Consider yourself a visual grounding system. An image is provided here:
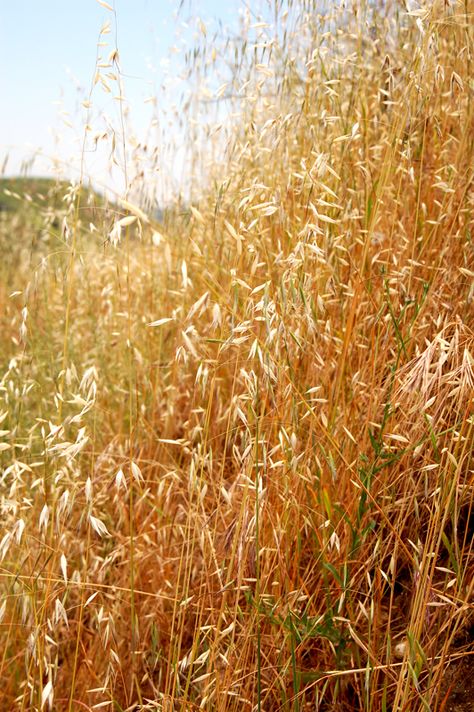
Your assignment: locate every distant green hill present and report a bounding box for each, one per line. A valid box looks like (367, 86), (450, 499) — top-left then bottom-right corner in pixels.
(0, 177), (173, 229)
(1, 177), (63, 212)
(0, 176), (111, 212)
(0, 176), (114, 221)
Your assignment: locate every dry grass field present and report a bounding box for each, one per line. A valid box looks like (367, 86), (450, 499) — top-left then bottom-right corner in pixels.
(0, 1), (473, 710)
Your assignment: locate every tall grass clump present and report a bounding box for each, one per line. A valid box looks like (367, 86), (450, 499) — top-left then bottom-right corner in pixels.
(0, 0), (473, 710)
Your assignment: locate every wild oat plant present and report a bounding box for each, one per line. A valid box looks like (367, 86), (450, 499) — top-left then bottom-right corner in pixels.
(0, 1), (473, 710)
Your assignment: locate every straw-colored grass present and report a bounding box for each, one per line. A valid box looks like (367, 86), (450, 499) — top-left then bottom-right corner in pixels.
(0, 1), (473, 710)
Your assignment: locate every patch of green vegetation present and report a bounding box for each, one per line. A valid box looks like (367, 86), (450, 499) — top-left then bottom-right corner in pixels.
(0, 176), (114, 226)
(1, 177), (65, 210)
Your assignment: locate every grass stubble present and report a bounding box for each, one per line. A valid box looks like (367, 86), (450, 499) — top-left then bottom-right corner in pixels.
(0, 0), (473, 710)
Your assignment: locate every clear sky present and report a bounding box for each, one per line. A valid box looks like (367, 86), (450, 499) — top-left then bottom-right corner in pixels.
(0, 0), (240, 196)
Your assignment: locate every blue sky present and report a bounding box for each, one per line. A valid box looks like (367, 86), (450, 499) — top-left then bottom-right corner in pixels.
(0, 0), (240, 194)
